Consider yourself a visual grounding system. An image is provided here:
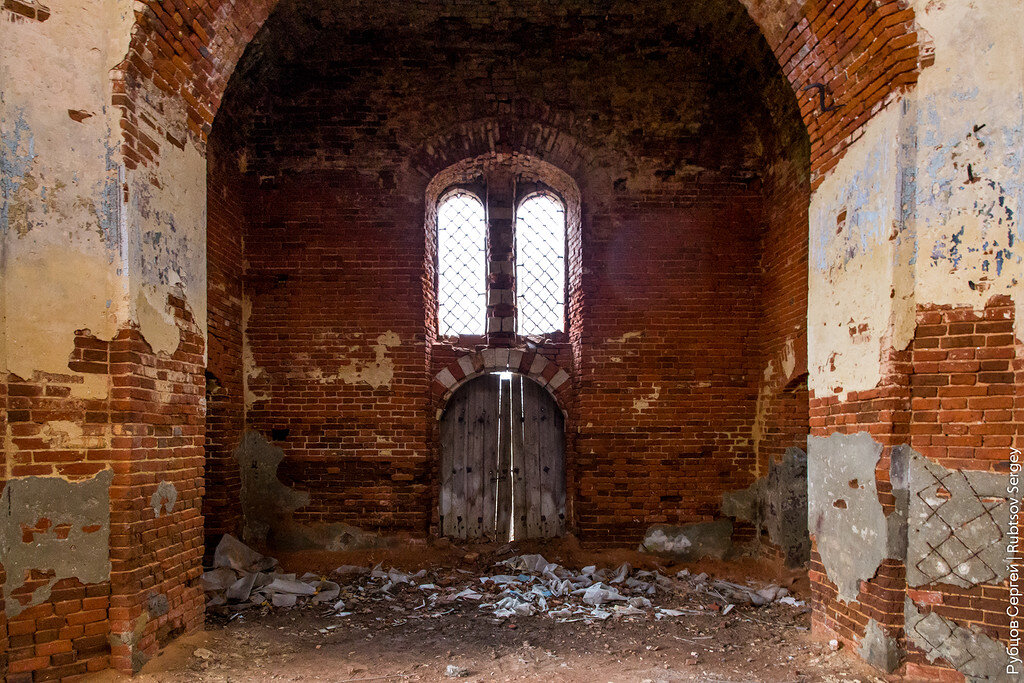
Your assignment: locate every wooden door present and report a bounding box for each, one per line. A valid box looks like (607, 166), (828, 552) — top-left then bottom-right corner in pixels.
(440, 373), (565, 540)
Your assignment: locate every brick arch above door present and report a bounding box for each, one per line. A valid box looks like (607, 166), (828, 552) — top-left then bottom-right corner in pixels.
(431, 350), (570, 417)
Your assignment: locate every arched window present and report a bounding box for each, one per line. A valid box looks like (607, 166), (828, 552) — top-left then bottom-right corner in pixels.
(437, 190), (487, 336)
(516, 192), (565, 335)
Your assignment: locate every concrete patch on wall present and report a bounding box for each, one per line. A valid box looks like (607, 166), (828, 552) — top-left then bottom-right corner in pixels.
(136, 286), (180, 356)
(905, 597), (1008, 682)
(723, 446), (809, 567)
(912, 0), (1023, 339)
(807, 103), (916, 401)
(0, 469), (112, 616)
(150, 480), (177, 518)
(906, 450), (1011, 588)
(808, 432), (897, 602)
(858, 617), (902, 674)
(236, 430), (310, 546)
(234, 430), (391, 552)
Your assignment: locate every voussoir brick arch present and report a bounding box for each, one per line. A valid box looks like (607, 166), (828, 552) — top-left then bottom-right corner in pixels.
(117, 0), (920, 182)
(432, 351), (571, 417)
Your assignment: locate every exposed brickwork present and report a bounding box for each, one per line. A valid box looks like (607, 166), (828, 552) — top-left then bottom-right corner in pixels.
(0, 295), (205, 678)
(910, 296), (1017, 471)
(205, 145), (247, 548)
(4, 579), (111, 679)
(1, 0), (935, 676)
(244, 171), (432, 534)
(575, 184), (768, 543)
(105, 305), (206, 673)
(808, 296), (1020, 678)
(770, 0), (922, 187)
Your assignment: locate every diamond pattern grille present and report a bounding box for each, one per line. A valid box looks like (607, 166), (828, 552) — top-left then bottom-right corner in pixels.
(438, 191), (486, 336)
(516, 193), (565, 335)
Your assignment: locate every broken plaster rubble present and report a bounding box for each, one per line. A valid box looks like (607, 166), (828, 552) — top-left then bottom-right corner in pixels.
(203, 535), (804, 622)
(639, 520), (733, 561)
(0, 469), (113, 617)
(722, 446), (809, 568)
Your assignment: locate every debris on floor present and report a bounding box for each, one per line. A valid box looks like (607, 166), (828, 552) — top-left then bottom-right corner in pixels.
(202, 535), (805, 625)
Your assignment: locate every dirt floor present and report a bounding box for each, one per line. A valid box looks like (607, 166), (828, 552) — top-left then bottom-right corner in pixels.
(91, 539), (887, 683)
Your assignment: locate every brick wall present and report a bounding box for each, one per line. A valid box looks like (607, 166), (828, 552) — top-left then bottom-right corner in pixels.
(573, 183), (768, 543)
(243, 171), (432, 535)
(808, 296), (1020, 679)
(105, 309), (206, 672)
(902, 297), (1017, 678)
(205, 144), (248, 548)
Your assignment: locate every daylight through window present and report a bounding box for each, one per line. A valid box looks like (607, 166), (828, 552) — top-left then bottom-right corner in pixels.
(516, 192), (566, 335)
(437, 190), (487, 336)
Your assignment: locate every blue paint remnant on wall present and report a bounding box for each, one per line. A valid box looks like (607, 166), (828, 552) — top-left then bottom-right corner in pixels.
(1, 106), (35, 236)
(810, 121), (900, 274)
(99, 130), (124, 255)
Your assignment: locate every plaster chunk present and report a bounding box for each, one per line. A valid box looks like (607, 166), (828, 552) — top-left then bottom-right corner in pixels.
(807, 432), (891, 602)
(150, 480), (178, 517)
(858, 618), (902, 674)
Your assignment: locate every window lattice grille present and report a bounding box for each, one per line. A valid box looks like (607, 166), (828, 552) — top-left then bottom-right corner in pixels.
(438, 190), (487, 336)
(516, 193), (565, 335)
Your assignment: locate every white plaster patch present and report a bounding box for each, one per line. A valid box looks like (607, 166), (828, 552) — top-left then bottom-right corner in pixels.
(808, 103), (915, 400)
(632, 385), (660, 412)
(136, 285), (180, 356)
(912, 0), (1023, 339)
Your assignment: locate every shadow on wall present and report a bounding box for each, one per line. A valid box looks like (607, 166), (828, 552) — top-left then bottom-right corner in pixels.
(234, 431), (394, 553)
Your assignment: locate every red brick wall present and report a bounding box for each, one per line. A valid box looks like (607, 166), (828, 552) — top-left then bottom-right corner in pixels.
(244, 171), (432, 534)
(205, 145), (248, 547)
(574, 183), (767, 543)
(3, 335), (118, 678)
(105, 307), (206, 673)
(756, 156), (811, 473)
(808, 296), (1020, 679)
(901, 297), (1018, 678)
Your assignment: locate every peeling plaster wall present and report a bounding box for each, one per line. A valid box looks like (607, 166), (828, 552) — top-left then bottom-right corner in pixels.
(1, 0), (134, 385)
(807, 103), (916, 400)
(912, 0), (1023, 337)
(808, 0), (1024, 402)
(124, 77), (208, 358)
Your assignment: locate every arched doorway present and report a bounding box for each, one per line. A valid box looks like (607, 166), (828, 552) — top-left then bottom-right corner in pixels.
(439, 373), (565, 541)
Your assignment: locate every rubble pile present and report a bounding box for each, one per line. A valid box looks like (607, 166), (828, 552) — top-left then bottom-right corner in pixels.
(202, 535), (805, 623)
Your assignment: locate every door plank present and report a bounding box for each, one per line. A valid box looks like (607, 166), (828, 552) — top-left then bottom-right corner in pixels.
(496, 376), (513, 542)
(480, 375), (500, 539)
(510, 375), (528, 541)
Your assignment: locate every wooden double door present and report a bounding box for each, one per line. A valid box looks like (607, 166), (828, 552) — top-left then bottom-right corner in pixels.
(439, 373), (565, 541)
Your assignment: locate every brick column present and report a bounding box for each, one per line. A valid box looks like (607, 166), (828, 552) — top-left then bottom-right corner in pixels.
(485, 170), (516, 345)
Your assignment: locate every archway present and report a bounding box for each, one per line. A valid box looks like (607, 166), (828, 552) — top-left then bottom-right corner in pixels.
(440, 373), (565, 541)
